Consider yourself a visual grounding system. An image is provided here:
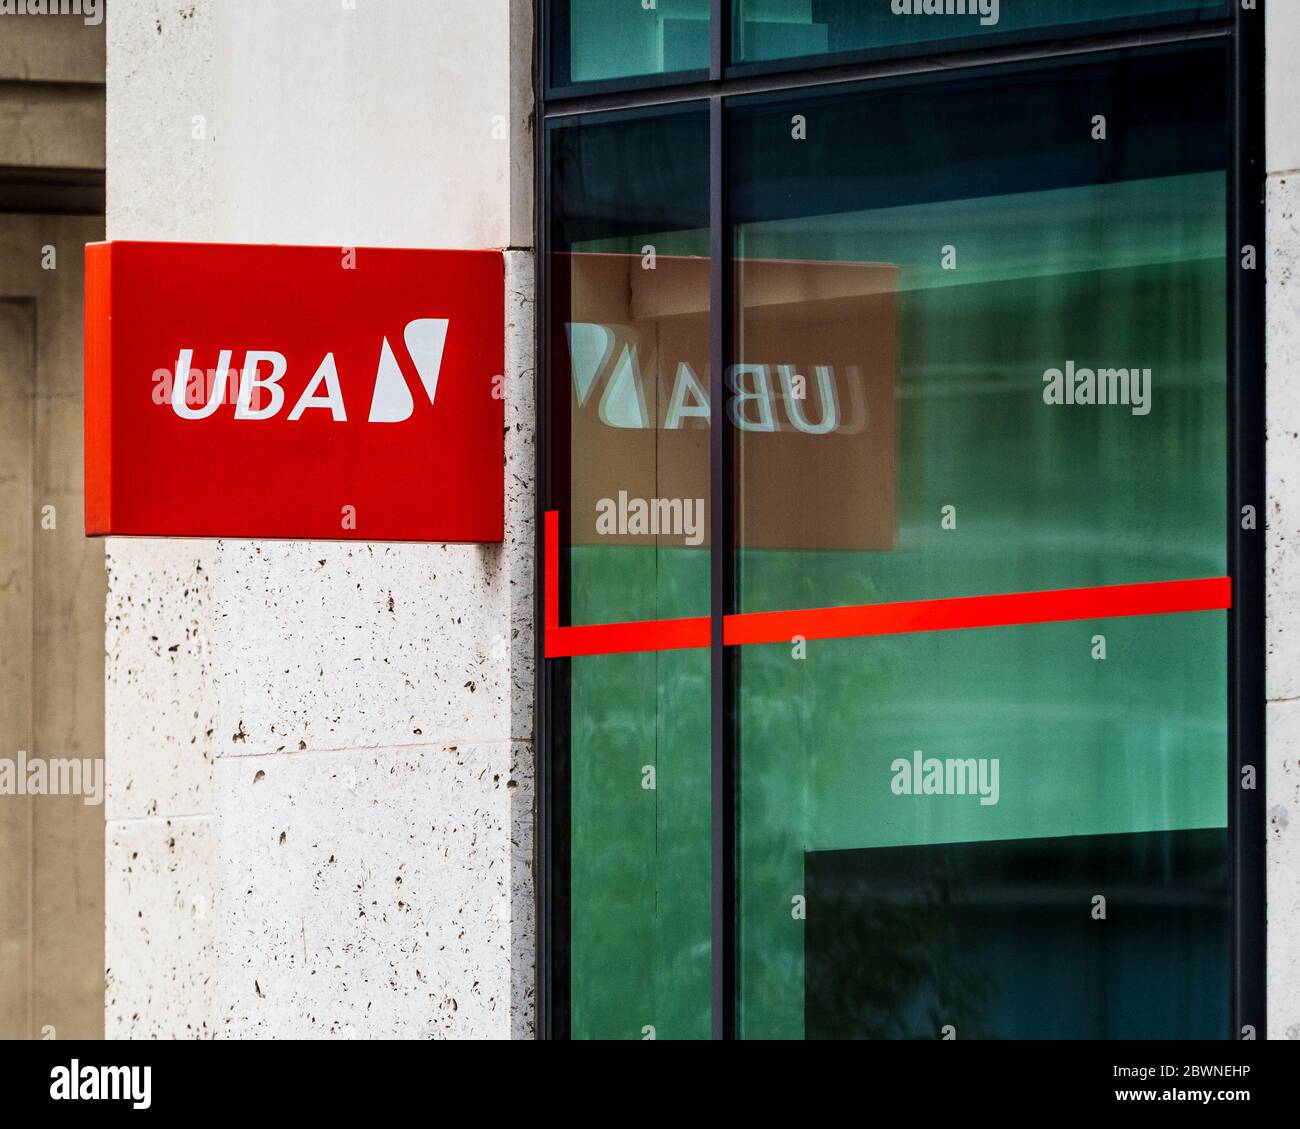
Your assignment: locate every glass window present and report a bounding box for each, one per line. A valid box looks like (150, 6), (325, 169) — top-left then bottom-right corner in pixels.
(550, 0), (710, 89)
(730, 0), (1227, 69)
(541, 0), (1253, 1042)
(729, 44), (1229, 1038)
(546, 107), (713, 1038)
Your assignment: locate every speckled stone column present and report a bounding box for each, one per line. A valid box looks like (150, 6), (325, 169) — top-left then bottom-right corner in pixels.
(1267, 0), (1300, 1043)
(103, 0), (535, 1038)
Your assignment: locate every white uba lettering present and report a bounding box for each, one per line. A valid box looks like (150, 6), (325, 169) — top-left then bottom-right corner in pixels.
(167, 318), (450, 423)
(566, 323), (866, 436)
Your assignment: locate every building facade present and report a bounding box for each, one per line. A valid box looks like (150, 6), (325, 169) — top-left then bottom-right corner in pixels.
(0, 0), (1296, 1039)
(102, 0), (534, 1039)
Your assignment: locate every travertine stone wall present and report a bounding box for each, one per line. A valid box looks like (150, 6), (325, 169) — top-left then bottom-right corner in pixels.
(1267, 0), (1300, 1042)
(103, 0), (535, 1038)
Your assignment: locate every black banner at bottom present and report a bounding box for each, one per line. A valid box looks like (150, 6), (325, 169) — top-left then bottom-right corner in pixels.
(0, 1037), (1285, 1114)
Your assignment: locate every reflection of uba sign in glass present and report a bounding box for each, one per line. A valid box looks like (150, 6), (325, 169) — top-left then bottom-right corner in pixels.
(84, 241), (504, 541)
(558, 253), (897, 550)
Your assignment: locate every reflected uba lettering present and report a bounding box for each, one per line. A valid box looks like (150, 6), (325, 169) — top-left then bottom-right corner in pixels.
(567, 321), (865, 435)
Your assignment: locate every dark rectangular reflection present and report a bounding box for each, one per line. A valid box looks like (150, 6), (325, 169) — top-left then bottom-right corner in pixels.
(805, 828), (1230, 1040)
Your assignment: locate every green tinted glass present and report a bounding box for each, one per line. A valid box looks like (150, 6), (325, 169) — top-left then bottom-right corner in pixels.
(548, 108), (713, 1038)
(730, 45), (1230, 1038)
(731, 1), (1227, 67)
(551, 0), (710, 88)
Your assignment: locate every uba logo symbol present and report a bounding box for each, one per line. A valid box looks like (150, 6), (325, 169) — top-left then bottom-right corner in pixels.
(85, 241), (504, 542)
(164, 318), (450, 423)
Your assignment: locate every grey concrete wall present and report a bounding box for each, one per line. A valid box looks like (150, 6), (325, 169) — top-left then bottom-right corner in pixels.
(0, 8), (105, 83)
(103, 0), (535, 1039)
(0, 11), (106, 1041)
(0, 10), (105, 173)
(1267, 1), (1300, 1041)
(0, 216), (106, 1039)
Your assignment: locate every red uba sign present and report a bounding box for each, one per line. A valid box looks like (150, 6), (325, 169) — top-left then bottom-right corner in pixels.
(84, 241), (504, 541)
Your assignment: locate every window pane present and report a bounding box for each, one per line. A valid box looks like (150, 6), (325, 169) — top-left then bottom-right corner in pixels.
(729, 45), (1229, 1038)
(547, 107), (712, 1038)
(551, 0), (710, 88)
(731, 0), (1226, 68)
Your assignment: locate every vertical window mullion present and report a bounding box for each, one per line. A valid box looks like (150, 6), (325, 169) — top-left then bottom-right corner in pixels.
(1230, 0), (1266, 1040)
(710, 87), (737, 1040)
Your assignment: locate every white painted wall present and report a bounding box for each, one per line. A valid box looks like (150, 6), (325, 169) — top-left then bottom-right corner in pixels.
(103, 0), (535, 1038)
(1267, 0), (1300, 1042)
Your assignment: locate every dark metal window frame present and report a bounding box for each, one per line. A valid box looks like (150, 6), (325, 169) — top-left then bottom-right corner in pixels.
(535, 0), (1266, 1041)
(542, 0), (1233, 100)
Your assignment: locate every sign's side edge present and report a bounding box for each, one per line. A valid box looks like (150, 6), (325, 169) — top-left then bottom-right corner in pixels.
(495, 248), (508, 542)
(84, 241), (113, 537)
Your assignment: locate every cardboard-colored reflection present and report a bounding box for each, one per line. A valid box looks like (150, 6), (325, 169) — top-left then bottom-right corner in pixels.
(557, 252), (897, 551)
